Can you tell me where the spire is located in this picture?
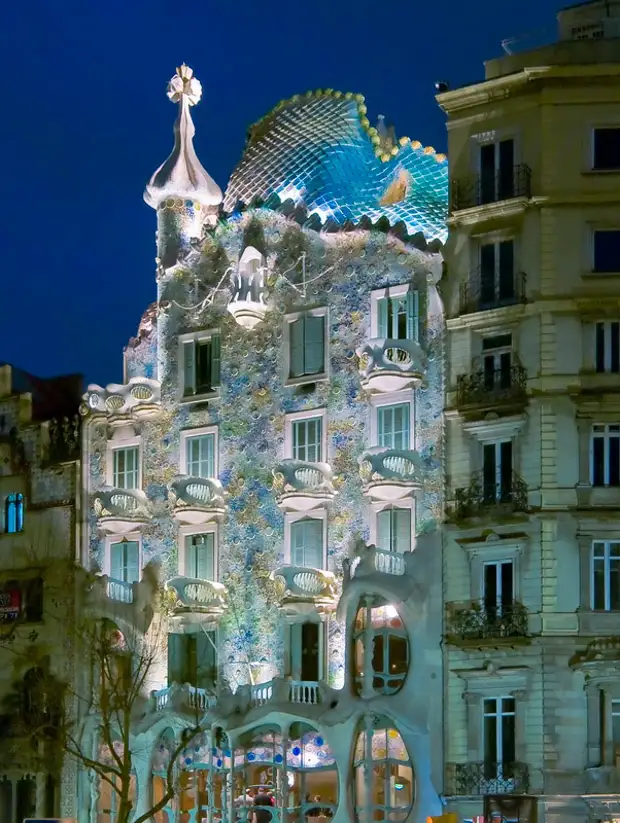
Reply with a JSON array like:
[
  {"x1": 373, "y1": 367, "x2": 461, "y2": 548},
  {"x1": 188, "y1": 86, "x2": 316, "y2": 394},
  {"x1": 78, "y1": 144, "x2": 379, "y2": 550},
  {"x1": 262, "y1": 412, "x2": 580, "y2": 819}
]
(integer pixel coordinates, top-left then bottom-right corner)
[{"x1": 144, "y1": 65, "x2": 223, "y2": 210}]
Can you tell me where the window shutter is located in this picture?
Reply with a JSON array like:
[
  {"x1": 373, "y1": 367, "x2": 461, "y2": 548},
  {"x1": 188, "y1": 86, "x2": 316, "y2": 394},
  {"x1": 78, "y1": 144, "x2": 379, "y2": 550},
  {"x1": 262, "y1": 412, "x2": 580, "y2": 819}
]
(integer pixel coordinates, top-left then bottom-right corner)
[
  {"x1": 167, "y1": 633, "x2": 184, "y2": 685},
  {"x1": 377, "y1": 407, "x2": 387, "y2": 447},
  {"x1": 196, "y1": 534, "x2": 214, "y2": 581},
  {"x1": 205, "y1": 434, "x2": 215, "y2": 478},
  {"x1": 304, "y1": 315, "x2": 325, "y2": 376},
  {"x1": 110, "y1": 543, "x2": 123, "y2": 581},
  {"x1": 306, "y1": 519, "x2": 323, "y2": 568},
  {"x1": 309, "y1": 418, "x2": 321, "y2": 462},
  {"x1": 183, "y1": 341, "x2": 196, "y2": 396},
  {"x1": 125, "y1": 541, "x2": 140, "y2": 584},
  {"x1": 377, "y1": 510, "x2": 391, "y2": 552},
  {"x1": 377, "y1": 298, "x2": 389, "y2": 338},
  {"x1": 196, "y1": 631, "x2": 216, "y2": 686},
  {"x1": 289, "y1": 319, "x2": 305, "y2": 378},
  {"x1": 394, "y1": 508, "x2": 411, "y2": 553},
  {"x1": 210, "y1": 335, "x2": 221, "y2": 388},
  {"x1": 291, "y1": 522, "x2": 304, "y2": 566},
  {"x1": 406, "y1": 290, "x2": 419, "y2": 341}
]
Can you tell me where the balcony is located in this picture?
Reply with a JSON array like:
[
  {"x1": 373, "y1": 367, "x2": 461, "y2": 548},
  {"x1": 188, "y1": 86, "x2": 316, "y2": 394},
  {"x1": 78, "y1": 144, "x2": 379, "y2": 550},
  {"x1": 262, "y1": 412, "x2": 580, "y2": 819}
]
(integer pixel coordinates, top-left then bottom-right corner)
[
  {"x1": 153, "y1": 683, "x2": 216, "y2": 714},
  {"x1": 450, "y1": 164, "x2": 531, "y2": 212},
  {"x1": 271, "y1": 566, "x2": 338, "y2": 615},
  {"x1": 456, "y1": 360, "x2": 528, "y2": 415},
  {"x1": 83, "y1": 377, "x2": 161, "y2": 421},
  {"x1": 93, "y1": 488, "x2": 151, "y2": 534},
  {"x1": 272, "y1": 460, "x2": 337, "y2": 512},
  {"x1": 169, "y1": 476, "x2": 227, "y2": 525},
  {"x1": 450, "y1": 472, "x2": 529, "y2": 521},
  {"x1": 350, "y1": 545, "x2": 406, "y2": 578},
  {"x1": 445, "y1": 599, "x2": 530, "y2": 647},
  {"x1": 357, "y1": 338, "x2": 426, "y2": 393},
  {"x1": 457, "y1": 269, "x2": 527, "y2": 317},
  {"x1": 249, "y1": 678, "x2": 323, "y2": 709},
  {"x1": 83, "y1": 567, "x2": 159, "y2": 634},
  {"x1": 165, "y1": 576, "x2": 228, "y2": 621},
  {"x1": 446, "y1": 762, "x2": 529, "y2": 795},
  {"x1": 359, "y1": 447, "x2": 423, "y2": 502},
  {"x1": 227, "y1": 245, "x2": 268, "y2": 330}
]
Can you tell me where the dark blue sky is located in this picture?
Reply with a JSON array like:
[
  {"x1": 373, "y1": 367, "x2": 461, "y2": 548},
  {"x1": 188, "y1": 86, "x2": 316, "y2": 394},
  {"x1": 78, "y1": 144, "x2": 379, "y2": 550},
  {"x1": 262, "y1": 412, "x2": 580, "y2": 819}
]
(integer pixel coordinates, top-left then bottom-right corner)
[{"x1": 2, "y1": 0, "x2": 561, "y2": 387}]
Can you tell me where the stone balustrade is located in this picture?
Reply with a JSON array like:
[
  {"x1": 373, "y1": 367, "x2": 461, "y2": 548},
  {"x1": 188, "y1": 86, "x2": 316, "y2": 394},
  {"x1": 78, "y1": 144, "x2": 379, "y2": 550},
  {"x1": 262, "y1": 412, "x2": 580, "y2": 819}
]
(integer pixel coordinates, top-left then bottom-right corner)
[
  {"x1": 93, "y1": 488, "x2": 151, "y2": 534},
  {"x1": 350, "y1": 545, "x2": 406, "y2": 578},
  {"x1": 359, "y1": 447, "x2": 423, "y2": 501},
  {"x1": 357, "y1": 338, "x2": 426, "y2": 392},
  {"x1": 169, "y1": 476, "x2": 227, "y2": 525},
  {"x1": 272, "y1": 459, "x2": 336, "y2": 512}
]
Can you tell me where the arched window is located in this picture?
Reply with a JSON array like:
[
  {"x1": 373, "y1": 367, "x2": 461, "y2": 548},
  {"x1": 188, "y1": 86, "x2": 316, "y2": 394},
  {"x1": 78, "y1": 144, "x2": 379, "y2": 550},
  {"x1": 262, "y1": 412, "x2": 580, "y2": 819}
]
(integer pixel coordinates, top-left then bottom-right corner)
[
  {"x1": 353, "y1": 717, "x2": 413, "y2": 823},
  {"x1": 352, "y1": 598, "x2": 408, "y2": 696},
  {"x1": 5, "y1": 493, "x2": 24, "y2": 533},
  {"x1": 285, "y1": 722, "x2": 338, "y2": 822}
]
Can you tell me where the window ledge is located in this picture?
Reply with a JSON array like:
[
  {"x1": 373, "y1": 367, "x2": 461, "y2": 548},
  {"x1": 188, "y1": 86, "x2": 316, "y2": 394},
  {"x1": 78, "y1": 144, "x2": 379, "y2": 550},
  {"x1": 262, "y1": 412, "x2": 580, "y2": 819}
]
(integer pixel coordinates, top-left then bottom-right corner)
[
  {"x1": 180, "y1": 391, "x2": 220, "y2": 405},
  {"x1": 582, "y1": 271, "x2": 620, "y2": 278},
  {"x1": 285, "y1": 373, "x2": 328, "y2": 388},
  {"x1": 583, "y1": 169, "x2": 620, "y2": 176}
]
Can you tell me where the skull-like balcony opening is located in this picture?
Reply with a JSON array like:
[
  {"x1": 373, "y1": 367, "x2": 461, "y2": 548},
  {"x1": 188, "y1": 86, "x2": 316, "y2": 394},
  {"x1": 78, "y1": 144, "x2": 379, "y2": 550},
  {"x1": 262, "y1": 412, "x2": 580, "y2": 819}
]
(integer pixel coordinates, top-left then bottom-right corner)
[
  {"x1": 359, "y1": 447, "x2": 423, "y2": 502},
  {"x1": 272, "y1": 459, "x2": 337, "y2": 512},
  {"x1": 169, "y1": 476, "x2": 227, "y2": 525},
  {"x1": 357, "y1": 338, "x2": 426, "y2": 393},
  {"x1": 93, "y1": 489, "x2": 151, "y2": 535}
]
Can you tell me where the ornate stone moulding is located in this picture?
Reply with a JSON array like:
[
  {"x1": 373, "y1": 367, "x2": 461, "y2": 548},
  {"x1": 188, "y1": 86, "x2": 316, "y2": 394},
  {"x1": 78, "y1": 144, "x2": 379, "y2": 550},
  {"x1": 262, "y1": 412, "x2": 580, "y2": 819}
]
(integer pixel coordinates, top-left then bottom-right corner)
[
  {"x1": 356, "y1": 338, "x2": 426, "y2": 393},
  {"x1": 82, "y1": 377, "x2": 161, "y2": 422},
  {"x1": 272, "y1": 459, "x2": 337, "y2": 512},
  {"x1": 271, "y1": 565, "x2": 338, "y2": 615},
  {"x1": 93, "y1": 488, "x2": 151, "y2": 534},
  {"x1": 359, "y1": 447, "x2": 424, "y2": 501},
  {"x1": 168, "y1": 476, "x2": 227, "y2": 525}
]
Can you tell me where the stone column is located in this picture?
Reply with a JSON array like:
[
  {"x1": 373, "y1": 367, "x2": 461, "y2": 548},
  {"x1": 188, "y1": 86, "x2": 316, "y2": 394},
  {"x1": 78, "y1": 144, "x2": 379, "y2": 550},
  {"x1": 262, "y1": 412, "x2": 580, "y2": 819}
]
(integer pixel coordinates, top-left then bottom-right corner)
[
  {"x1": 585, "y1": 682, "x2": 602, "y2": 767},
  {"x1": 577, "y1": 418, "x2": 592, "y2": 487},
  {"x1": 513, "y1": 690, "x2": 528, "y2": 763},
  {"x1": 464, "y1": 692, "x2": 482, "y2": 760},
  {"x1": 361, "y1": 599, "x2": 375, "y2": 700}
]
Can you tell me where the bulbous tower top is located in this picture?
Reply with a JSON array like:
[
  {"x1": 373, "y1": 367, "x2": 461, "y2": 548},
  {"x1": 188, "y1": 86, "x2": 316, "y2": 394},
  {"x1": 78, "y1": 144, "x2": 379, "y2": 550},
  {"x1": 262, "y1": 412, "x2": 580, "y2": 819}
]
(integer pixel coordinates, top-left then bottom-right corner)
[{"x1": 144, "y1": 65, "x2": 223, "y2": 210}]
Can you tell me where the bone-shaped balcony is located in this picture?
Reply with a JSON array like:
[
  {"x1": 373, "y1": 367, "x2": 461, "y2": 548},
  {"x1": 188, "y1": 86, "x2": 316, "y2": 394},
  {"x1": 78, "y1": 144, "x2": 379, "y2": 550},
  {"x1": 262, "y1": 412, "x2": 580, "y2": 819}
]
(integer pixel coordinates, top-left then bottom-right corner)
[
  {"x1": 93, "y1": 489, "x2": 151, "y2": 534},
  {"x1": 359, "y1": 447, "x2": 424, "y2": 502},
  {"x1": 165, "y1": 576, "x2": 228, "y2": 621},
  {"x1": 272, "y1": 460, "x2": 337, "y2": 512},
  {"x1": 272, "y1": 566, "x2": 338, "y2": 615},
  {"x1": 357, "y1": 338, "x2": 426, "y2": 393},
  {"x1": 169, "y1": 476, "x2": 227, "y2": 525}
]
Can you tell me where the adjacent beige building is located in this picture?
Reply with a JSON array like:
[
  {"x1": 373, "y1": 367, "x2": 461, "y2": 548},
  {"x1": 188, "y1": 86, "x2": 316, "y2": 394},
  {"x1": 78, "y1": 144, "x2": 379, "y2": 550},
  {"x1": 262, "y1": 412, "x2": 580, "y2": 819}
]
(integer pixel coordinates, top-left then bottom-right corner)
[{"x1": 438, "y1": 2, "x2": 620, "y2": 821}]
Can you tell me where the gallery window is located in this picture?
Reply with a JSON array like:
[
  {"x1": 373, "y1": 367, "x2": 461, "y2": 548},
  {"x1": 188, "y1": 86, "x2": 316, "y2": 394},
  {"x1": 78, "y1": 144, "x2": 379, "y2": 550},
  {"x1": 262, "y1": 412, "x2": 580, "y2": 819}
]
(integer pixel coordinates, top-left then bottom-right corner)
[
  {"x1": 352, "y1": 598, "x2": 408, "y2": 696},
  {"x1": 287, "y1": 311, "x2": 327, "y2": 381},
  {"x1": 591, "y1": 424, "x2": 620, "y2": 487},
  {"x1": 5, "y1": 493, "x2": 24, "y2": 534},
  {"x1": 182, "y1": 334, "x2": 221, "y2": 397},
  {"x1": 591, "y1": 540, "x2": 620, "y2": 611}
]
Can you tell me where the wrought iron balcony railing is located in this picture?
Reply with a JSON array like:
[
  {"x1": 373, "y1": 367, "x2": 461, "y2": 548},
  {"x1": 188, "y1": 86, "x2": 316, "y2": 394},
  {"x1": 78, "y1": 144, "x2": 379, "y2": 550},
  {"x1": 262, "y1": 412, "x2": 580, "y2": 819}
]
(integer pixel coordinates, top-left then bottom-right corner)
[
  {"x1": 446, "y1": 599, "x2": 529, "y2": 644},
  {"x1": 458, "y1": 269, "x2": 527, "y2": 316},
  {"x1": 456, "y1": 360, "x2": 527, "y2": 408},
  {"x1": 452, "y1": 471, "x2": 529, "y2": 520},
  {"x1": 447, "y1": 761, "x2": 529, "y2": 796},
  {"x1": 450, "y1": 164, "x2": 532, "y2": 211}
]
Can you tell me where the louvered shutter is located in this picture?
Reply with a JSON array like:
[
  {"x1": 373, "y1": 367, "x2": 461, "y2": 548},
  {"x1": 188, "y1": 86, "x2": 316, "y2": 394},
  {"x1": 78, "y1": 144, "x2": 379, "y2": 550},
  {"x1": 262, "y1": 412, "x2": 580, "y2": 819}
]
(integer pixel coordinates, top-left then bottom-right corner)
[
  {"x1": 167, "y1": 634, "x2": 184, "y2": 685},
  {"x1": 406, "y1": 290, "x2": 419, "y2": 341},
  {"x1": 196, "y1": 534, "x2": 214, "y2": 581},
  {"x1": 377, "y1": 510, "x2": 391, "y2": 552},
  {"x1": 377, "y1": 298, "x2": 389, "y2": 338},
  {"x1": 289, "y1": 319, "x2": 305, "y2": 378},
  {"x1": 304, "y1": 315, "x2": 325, "y2": 376},
  {"x1": 183, "y1": 341, "x2": 196, "y2": 396},
  {"x1": 210, "y1": 335, "x2": 221, "y2": 388},
  {"x1": 125, "y1": 541, "x2": 140, "y2": 583},
  {"x1": 394, "y1": 509, "x2": 411, "y2": 553},
  {"x1": 110, "y1": 543, "x2": 123, "y2": 581}
]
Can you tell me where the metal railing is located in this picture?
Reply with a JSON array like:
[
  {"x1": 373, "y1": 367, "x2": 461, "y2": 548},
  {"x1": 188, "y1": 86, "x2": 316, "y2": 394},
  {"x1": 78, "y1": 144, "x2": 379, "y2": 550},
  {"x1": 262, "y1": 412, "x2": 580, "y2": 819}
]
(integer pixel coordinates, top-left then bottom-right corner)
[
  {"x1": 450, "y1": 164, "x2": 531, "y2": 211},
  {"x1": 447, "y1": 761, "x2": 529, "y2": 795},
  {"x1": 456, "y1": 361, "x2": 527, "y2": 407},
  {"x1": 446, "y1": 599, "x2": 529, "y2": 642},
  {"x1": 452, "y1": 472, "x2": 529, "y2": 520},
  {"x1": 458, "y1": 269, "x2": 527, "y2": 316}
]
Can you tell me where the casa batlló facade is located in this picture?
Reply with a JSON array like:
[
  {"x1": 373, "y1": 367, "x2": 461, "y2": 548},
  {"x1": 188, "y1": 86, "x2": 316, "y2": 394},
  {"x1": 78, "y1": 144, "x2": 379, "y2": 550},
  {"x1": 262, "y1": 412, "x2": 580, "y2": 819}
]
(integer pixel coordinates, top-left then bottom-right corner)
[{"x1": 78, "y1": 66, "x2": 448, "y2": 822}]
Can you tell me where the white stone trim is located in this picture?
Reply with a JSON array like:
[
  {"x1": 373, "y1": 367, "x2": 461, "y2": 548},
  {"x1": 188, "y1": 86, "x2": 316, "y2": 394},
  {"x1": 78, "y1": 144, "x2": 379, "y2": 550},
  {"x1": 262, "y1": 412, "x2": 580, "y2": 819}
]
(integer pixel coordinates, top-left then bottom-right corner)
[
  {"x1": 282, "y1": 306, "x2": 329, "y2": 387},
  {"x1": 179, "y1": 425, "x2": 219, "y2": 477},
  {"x1": 586, "y1": 121, "x2": 620, "y2": 172},
  {"x1": 177, "y1": 522, "x2": 219, "y2": 581},
  {"x1": 284, "y1": 407, "x2": 328, "y2": 462},
  {"x1": 462, "y1": 413, "x2": 527, "y2": 444},
  {"x1": 283, "y1": 508, "x2": 327, "y2": 569},
  {"x1": 369, "y1": 390, "x2": 415, "y2": 449},
  {"x1": 103, "y1": 532, "x2": 143, "y2": 578}
]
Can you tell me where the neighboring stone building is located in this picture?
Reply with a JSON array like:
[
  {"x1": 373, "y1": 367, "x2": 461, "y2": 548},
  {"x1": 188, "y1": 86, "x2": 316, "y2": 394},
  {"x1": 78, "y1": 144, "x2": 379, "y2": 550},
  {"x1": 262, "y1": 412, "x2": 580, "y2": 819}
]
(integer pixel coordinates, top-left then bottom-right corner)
[
  {"x1": 0, "y1": 363, "x2": 82, "y2": 821},
  {"x1": 438, "y1": 1, "x2": 620, "y2": 822},
  {"x1": 79, "y1": 66, "x2": 448, "y2": 821}
]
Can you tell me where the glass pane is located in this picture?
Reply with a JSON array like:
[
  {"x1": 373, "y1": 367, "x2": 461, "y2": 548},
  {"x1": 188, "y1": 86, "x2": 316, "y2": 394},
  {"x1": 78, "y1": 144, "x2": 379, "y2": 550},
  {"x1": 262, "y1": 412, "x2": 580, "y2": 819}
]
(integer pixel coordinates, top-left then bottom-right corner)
[
  {"x1": 594, "y1": 230, "x2": 620, "y2": 273},
  {"x1": 501, "y1": 713, "x2": 516, "y2": 762},
  {"x1": 483, "y1": 713, "x2": 497, "y2": 762},
  {"x1": 593, "y1": 557, "x2": 606, "y2": 609},
  {"x1": 186, "y1": 434, "x2": 214, "y2": 478},
  {"x1": 592, "y1": 436, "x2": 605, "y2": 486},
  {"x1": 594, "y1": 128, "x2": 620, "y2": 171}
]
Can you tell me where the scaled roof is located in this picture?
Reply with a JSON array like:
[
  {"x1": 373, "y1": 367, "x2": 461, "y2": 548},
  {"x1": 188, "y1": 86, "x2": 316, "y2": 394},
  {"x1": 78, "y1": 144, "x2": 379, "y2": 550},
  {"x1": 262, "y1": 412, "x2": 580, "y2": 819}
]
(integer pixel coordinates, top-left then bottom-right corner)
[{"x1": 224, "y1": 90, "x2": 448, "y2": 243}]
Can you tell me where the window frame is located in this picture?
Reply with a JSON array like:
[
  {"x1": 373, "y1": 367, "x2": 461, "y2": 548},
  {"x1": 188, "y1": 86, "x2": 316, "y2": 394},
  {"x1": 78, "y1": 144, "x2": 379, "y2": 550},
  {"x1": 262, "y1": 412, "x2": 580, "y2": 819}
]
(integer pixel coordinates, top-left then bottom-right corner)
[
  {"x1": 178, "y1": 523, "x2": 219, "y2": 582},
  {"x1": 591, "y1": 227, "x2": 620, "y2": 274},
  {"x1": 284, "y1": 510, "x2": 327, "y2": 569},
  {"x1": 284, "y1": 408, "x2": 327, "y2": 463},
  {"x1": 104, "y1": 534, "x2": 142, "y2": 582},
  {"x1": 180, "y1": 426, "x2": 219, "y2": 479},
  {"x1": 591, "y1": 126, "x2": 620, "y2": 172},
  {"x1": 370, "y1": 390, "x2": 415, "y2": 451},
  {"x1": 370, "y1": 499, "x2": 415, "y2": 554},
  {"x1": 106, "y1": 435, "x2": 142, "y2": 490},
  {"x1": 590, "y1": 539, "x2": 620, "y2": 611},
  {"x1": 590, "y1": 423, "x2": 620, "y2": 487},
  {"x1": 178, "y1": 329, "x2": 222, "y2": 403},
  {"x1": 482, "y1": 695, "x2": 516, "y2": 764},
  {"x1": 370, "y1": 283, "x2": 419, "y2": 341},
  {"x1": 594, "y1": 320, "x2": 620, "y2": 374},
  {"x1": 283, "y1": 307, "x2": 329, "y2": 387}
]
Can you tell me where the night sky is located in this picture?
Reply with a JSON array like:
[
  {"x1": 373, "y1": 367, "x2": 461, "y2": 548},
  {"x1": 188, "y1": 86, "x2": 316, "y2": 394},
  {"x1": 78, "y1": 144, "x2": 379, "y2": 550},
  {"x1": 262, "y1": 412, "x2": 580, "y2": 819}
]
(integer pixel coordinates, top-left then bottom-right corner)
[{"x1": 2, "y1": 0, "x2": 561, "y2": 387}]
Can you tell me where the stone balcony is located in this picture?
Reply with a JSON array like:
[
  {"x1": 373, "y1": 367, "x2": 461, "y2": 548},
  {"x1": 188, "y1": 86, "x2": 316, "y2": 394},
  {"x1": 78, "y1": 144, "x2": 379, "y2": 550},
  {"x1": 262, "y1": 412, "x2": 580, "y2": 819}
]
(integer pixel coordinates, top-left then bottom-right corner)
[
  {"x1": 455, "y1": 359, "x2": 528, "y2": 418},
  {"x1": 350, "y1": 544, "x2": 406, "y2": 579},
  {"x1": 83, "y1": 377, "x2": 161, "y2": 423},
  {"x1": 445, "y1": 761, "x2": 530, "y2": 796},
  {"x1": 93, "y1": 488, "x2": 151, "y2": 534},
  {"x1": 445, "y1": 599, "x2": 530, "y2": 648},
  {"x1": 271, "y1": 565, "x2": 338, "y2": 617},
  {"x1": 168, "y1": 476, "x2": 227, "y2": 525},
  {"x1": 357, "y1": 338, "x2": 426, "y2": 393},
  {"x1": 165, "y1": 576, "x2": 228, "y2": 625},
  {"x1": 249, "y1": 678, "x2": 323, "y2": 708},
  {"x1": 450, "y1": 471, "x2": 529, "y2": 521},
  {"x1": 272, "y1": 459, "x2": 337, "y2": 512},
  {"x1": 152, "y1": 683, "x2": 216, "y2": 715},
  {"x1": 359, "y1": 447, "x2": 423, "y2": 502}
]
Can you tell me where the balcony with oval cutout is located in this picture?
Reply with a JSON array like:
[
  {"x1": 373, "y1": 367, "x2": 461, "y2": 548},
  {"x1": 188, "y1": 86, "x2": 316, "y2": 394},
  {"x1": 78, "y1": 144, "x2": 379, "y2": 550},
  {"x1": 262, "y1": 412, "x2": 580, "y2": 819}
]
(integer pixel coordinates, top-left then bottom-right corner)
[
  {"x1": 165, "y1": 576, "x2": 228, "y2": 623},
  {"x1": 168, "y1": 476, "x2": 227, "y2": 525},
  {"x1": 271, "y1": 565, "x2": 338, "y2": 616},
  {"x1": 93, "y1": 489, "x2": 151, "y2": 534},
  {"x1": 272, "y1": 460, "x2": 336, "y2": 512},
  {"x1": 357, "y1": 339, "x2": 426, "y2": 393},
  {"x1": 359, "y1": 447, "x2": 423, "y2": 502}
]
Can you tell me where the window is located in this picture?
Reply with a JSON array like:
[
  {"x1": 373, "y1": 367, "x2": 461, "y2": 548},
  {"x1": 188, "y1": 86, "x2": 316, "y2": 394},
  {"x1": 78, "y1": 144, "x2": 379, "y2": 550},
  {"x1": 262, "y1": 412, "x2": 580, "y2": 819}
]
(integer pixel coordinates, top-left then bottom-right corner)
[
  {"x1": 5, "y1": 493, "x2": 24, "y2": 534},
  {"x1": 479, "y1": 240, "x2": 516, "y2": 307},
  {"x1": 591, "y1": 540, "x2": 620, "y2": 610},
  {"x1": 288, "y1": 312, "x2": 326, "y2": 380},
  {"x1": 479, "y1": 138, "x2": 515, "y2": 203},
  {"x1": 112, "y1": 447, "x2": 139, "y2": 490},
  {"x1": 168, "y1": 632, "x2": 216, "y2": 688},
  {"x1": 290, "y1": 518, "x2": 323, "y2": 568},
  {"x1": 482, "y1": 441, "x2": 513, "y2": 503},
  {"x1": 377, "y1": 291, "x2": 418, "y2": 341},
  {"x1": 109, "y1": 540, "x2": 140, "y2": 584},
  {"x1": 183, "y1": 334, "x2": 221, "y2": 397},
  {"x1": 352, "y1": 600, "x2": 409, "y2": 696},
  {"x1": 593, "y1": 127, "x2": 620, "y2": 171},
  {"x1": 185, "y1": 433, "x2": 215, "y2": 478},
  {"x1": 595, "y1": 321, "x2": 620, "y2": 373},
  {"x1": 483, "y1": 697, "x2": 516, "y2": 769},
  {"x1": 591, "y1": 424, "x2": 620, "y2": 487},
  {"x1": 593, "y1": 230, "x2": 620, "y2": 273},
  {"x1": 185, "y1": 533, "x2": 215, "y2": 581},
  {"x1": 292, "y1": 417, "x2": 322, "y2": 462},
  {"x1": 288, "y1": 622, "x2": 324, "y2": 681},
  {"x1": 612, "y1": 699, "x2": 620, "y2": 754},
  {"x1": 483, "y1": 560, "x2": 514, "y2": 617},
  {"x1": 377, "y1": 403, "x2": 410, "y2": 450},
  {"x1": 377, "y1": 507, "x2": 411, "y2": 554},
  {"x1": 481, "y1": 334, "x2": 513, "y2": 392}
]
